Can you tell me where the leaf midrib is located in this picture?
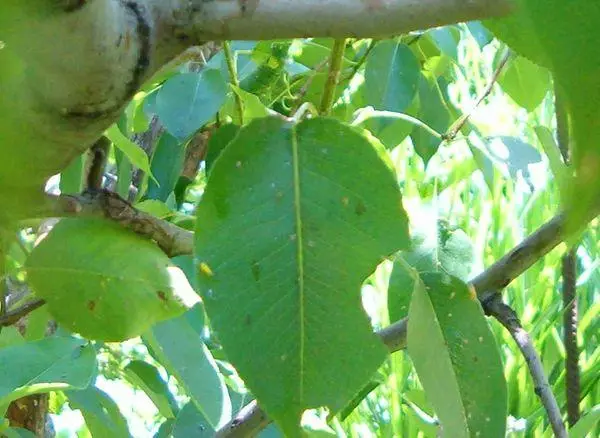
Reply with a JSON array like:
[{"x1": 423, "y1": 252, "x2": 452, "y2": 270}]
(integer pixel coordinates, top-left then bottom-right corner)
[{"x1": 291, "y1": 125, "x2": 305, "y2": 402}]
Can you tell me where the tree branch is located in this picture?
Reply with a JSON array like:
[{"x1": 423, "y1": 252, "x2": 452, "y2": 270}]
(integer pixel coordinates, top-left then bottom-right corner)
[
  {"x1": 214, "y1": 202, "x2": 600, "y2": 437},
  {"x1": 45, "y1": 190, "x2": 194, "y2": 258},
  {"x1": 483, "y1": 293, "x2": 567, "y2": 438},
  {"x1": 188, "y1": 0, "x2": 512, "y2": 40},
  {"x1": 0, "y1": 299, "x2": 46, "y2": 328}
]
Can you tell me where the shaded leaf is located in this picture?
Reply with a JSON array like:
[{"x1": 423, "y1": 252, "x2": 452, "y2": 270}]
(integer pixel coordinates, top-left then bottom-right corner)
[
  {"x1": 195, "y1": 117, "x2": 409, "y2": 434},
  {"x1": 407, "y1": 273, "x2": 506, "y2": 438},
  {"x1": 498, "y1": 55, "x2": 551, "y2": 112},
  {"x1": 26, "y1": 218, "x2": 198, "y2": 342},
  {"x1": 410, "y1": 73, "x2": 448, "y2": 164},
  {"x1": 364, "y1": 41, "x2": 420, "y2": 113},
  {"x1": 0, "y1": 336, "x2": 96, "y2": 407},
  {"x1": 123, "y1": 360, "x2": 179, "y2": 419},
  {"x1": 156, "y1": 70, "x2": 228, "y2": 140},
  {"x1": 388, "y1": 220, "x2": 473, "y2": 322},
  {"x1": 143, "y1": 313, "x2": 231, "y2": 429},
  {"x1": 204, "y1": 124, "x2": 240, "y2": 175},
  {"x1": 171, "y1": 402, "x2": 214, "y2": 437},
  {"x1": 67, "y1": 386, "x2": 131, "y2": 438},
  {"x1": 146, "y1": 132, "x2": 186, "y2": 202},
  {"x1": 465, "y1": 21, "x2": 493, "y2": 48}
]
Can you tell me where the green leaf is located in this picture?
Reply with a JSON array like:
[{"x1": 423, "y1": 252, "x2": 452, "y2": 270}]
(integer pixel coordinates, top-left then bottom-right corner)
[
  {"x1": 123, "y1": 360, "x2": 179, "y2": 419},
  {"x1": 0, "y1": 326, "x2": 24, "y2": 348},
  {"x1": 428, "y1": 26, "x2": 460, "y2": 61},
  {"x1": 487, "y1": 0, "x2": 600, "y2": 226},
  {"x1": 363, "y1": 41, "x2": 420, "y2": 113},
  {"x1": 410, "y1": 73, "x2": 449, "y2": 164},
  {"x1": 156, "y1": 70, "x2": 228, "y2": 140},
  {"x1": 195, "y1": 117, "x2": 410, "y2": 434},
  {"x1": 171, "y1": 402, "x2": 214, "y2": 437},
  {"x1": 224, "y1": 85, "x2": 271, "y2": 122},
  {"x1": 0, "y1": 428, "x2": 37, "y2": 438},
  {"x1": 146, "y1": 132, "x2": 186, "y2": 202},
  {"x1": 534, "y1": 126, "x2": 568, "y2": 192},
  {"x1": 388, "y1": 221, "x2": 473, "y2": 322},
  {"x1": 204, "y1": 123, "x2": 240, "y2": 175},
  {"x1": 134, "y1": 199, "x2": 174, "y2": 219},
  {"x1": 407, "y1": 273, "x2": 507, "y2": 438},
  {"x1": 67, "y1": 386, "x2": 131, "y2": 438},
  {"x1": 60, "y1": 154, "x2": 86, "y2": 195},
  {"x1": 482, "y1": 136, "x2": 542, "y2": 182},
  {"x1": 143, "y1": 313, "x2": 231, "y2": 429},
  {"x1": 568, "y1": 404, "x2": 600, "y2": 438},
  {"x1": 0, "y1": 336, "x2": 96, "y2": 407},
  {"x1": 106, "y1": 124, "x2": 155, "y2": 183},
  {"x1": 26, "y1": 218, "x2": 198, "y2": 342},
  {"x1": 498, "y1": 55, "x2": 551, "y2": 112},
  {"x1": 114, "y1": 146, "x2": 134, "y2": 199},
  {"x1": 465, "y1": 21, "x2": 493, "y2": 49}
]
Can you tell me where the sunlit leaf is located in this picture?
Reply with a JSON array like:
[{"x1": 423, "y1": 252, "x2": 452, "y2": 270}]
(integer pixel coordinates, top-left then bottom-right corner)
[
  {"x1": 106, "y1": 124, "x2": 155, "y2": 183},
  {"x1": 26, "y1": 218, "x2": 198, "y2": 342},
  {"x1": 498, "y1": 55, "x2": 551, "y2": 112}
]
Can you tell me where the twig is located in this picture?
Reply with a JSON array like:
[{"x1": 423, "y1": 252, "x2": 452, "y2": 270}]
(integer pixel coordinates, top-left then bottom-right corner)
[
  {"x1": 214, "y1": 205, "x2": 595, "y2": 436},
  {"x1": 382, "y1": 204, "x2": 600, "y2": 356},
  {"x1": 443, "y1": 49, "x2": 511, "y2": 141},
  {"x1": 223, "y1": 41, "x2": 245, "y2": 125},
  {"x1": 215, "y1": 401, "x2": 270, "y2": 438},
  {"x1": 482, "y1": 293, "x2": 567, "y2": 438},
  {"x1": 0, "y1": 299, "x2": 46, "y2": 327},
  {"x1": 343, "y1": 38, "x2": 379, "y2": 82},
  {"x1": 319, "y1": 39, "x2": 347, "y2": 115},
  {"x1": 555, "y1": 87, "x2": 580, "y2": 426}
]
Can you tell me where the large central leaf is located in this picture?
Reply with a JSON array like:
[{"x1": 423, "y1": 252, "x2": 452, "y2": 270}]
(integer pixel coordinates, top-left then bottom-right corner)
[{"x1": 195, "y1": 117, "x2": 409, "y2": 434}]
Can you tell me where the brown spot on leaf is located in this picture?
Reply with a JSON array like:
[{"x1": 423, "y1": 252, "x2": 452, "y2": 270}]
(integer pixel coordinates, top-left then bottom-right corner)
[
  {"x1": 251, "y1": 261, "x2": 260, "y2": 281},
  {"x1": 87, "y1": 301, "x2": 96, "y2": 311},
  {"x1": 355, "y1": 200, "x2": 367, "y2": 216},
  {"x1": 157, "y1": 291, "x2": 167, "y2": 301}
]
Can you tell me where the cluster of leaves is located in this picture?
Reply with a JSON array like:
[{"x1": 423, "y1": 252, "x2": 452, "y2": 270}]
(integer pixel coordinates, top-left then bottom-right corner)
[{"x1": 1, "y1": 2, "x2": 600, "y2": 438}]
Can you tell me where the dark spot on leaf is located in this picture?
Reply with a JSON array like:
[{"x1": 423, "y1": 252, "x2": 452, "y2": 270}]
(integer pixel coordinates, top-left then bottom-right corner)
[
  {"x1": 473, "y1": 355, "x2": 479, "y2": 363},
  {"x1": 251, "y1": 261, "x2": 260, "y2": 281},
  {"x1": 245, "y1": 314, "x2": 252, "y2": 326},
  {"x1": 157, "y1": 291, "x2": 167, "y2": 301},
  {"x1": 355, "y1": 200, "x2": 367, "y2": 216},
  {"x1": 87, "y1": 301, "x2": 96, "y2": 311}
]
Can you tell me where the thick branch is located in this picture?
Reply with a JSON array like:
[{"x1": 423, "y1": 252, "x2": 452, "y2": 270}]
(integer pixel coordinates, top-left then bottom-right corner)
[{"x1": 187, "y1": 0, "x2": 512, "y2": 40}]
